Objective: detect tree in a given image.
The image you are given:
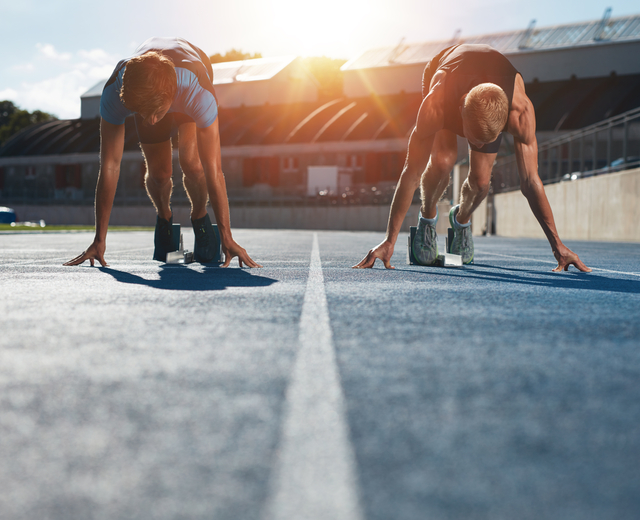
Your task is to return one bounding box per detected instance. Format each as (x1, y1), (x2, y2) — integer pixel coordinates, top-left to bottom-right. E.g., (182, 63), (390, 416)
(0, 101), (57, 147)
(301, 56), (347, 100)
(0, 100), (18, 128)
(209, 49), (263, 64)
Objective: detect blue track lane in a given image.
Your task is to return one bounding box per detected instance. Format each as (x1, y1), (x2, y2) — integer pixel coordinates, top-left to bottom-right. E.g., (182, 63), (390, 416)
(1, 230), (639, 520)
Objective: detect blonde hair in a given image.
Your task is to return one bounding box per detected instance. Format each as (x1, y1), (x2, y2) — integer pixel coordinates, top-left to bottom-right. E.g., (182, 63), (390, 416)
(463, 83), (509, 143)
(120, 51), (177, 116)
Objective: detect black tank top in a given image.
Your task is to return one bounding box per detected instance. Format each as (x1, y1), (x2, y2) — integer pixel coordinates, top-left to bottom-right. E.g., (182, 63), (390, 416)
(433, 44), (519, 137)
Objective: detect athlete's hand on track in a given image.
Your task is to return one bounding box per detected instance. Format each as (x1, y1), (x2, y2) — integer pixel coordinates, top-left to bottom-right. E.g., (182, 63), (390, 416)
(63, 240), (108, 267)
(353, 240), (395, 269)
(222, 240), (262, 268)
(552, 245), (591, 272)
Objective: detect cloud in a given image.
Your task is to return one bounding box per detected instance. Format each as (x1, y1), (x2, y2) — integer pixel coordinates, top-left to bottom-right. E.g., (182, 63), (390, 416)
(13, 71), (87, 118)
(5, 47), (119, 118)
(0, 88), (19, 101)
(78, 48), (116, 64)
(11, 63), (35, 73)
(36, 43), (72, 61)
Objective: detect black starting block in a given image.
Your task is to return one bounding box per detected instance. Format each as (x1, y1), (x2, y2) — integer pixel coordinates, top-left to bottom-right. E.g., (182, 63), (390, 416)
(166, 222), (222, 264)
(171, 223), (181, 251)
(211, 224), (222, 263)
(407, 226), (463, 267)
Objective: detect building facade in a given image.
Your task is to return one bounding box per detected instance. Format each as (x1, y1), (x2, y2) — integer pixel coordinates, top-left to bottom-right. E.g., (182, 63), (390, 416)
(2, 12), (640, 209)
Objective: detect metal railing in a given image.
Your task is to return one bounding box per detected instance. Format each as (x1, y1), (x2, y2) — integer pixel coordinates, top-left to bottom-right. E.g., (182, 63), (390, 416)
(0, 183), (408, 208)
(492, 106), (640, 193)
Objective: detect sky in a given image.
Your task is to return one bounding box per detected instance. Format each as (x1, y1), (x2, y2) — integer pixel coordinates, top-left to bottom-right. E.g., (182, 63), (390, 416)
(1, 0), (639, 119)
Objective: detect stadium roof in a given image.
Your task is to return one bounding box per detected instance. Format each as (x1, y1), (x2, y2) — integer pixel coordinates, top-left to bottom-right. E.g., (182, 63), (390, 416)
(210, 55), (298, 84)
(342, 13), (640, 71)
(0, 95), (419, 158)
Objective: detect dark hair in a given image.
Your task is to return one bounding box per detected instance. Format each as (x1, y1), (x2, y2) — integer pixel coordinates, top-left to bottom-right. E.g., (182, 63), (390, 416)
(120, 51), (177, 116)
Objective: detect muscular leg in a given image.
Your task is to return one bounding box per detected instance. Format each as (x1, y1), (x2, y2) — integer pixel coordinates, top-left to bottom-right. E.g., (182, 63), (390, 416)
(141, 140), (173, 221)
(178, 123), (208, 220)
(420, 129), (458, 219)
(456, 149), (496, 224)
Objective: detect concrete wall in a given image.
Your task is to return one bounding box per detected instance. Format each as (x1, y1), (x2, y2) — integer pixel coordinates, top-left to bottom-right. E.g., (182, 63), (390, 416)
(492, 168), (640, 242)
(11, 202), (453, 234)
(343, 63), (425, 98)
(80, 97), (101, 120)
(214, 61), (318, 108)
(506, 40), (640, 83)
(214, 77), (318, 108)
(343, 40), (640, 98)
(16, 168), (639, 242)
(472, 197), (488, 236)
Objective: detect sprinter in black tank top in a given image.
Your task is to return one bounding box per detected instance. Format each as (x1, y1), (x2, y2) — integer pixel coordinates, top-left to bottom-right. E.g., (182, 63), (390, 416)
(355, 44), (590, 273)
(423, 44), (518, 150)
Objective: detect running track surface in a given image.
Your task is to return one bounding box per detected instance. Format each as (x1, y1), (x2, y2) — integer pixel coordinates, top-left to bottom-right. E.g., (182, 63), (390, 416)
(1, 229), (639, 520)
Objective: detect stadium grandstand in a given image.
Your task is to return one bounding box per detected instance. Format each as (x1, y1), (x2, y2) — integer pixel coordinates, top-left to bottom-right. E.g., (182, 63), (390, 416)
(1, 11), (640, 212)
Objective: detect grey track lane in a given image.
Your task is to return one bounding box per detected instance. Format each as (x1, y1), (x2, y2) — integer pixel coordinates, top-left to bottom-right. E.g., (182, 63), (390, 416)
(1, 229), (639, 520)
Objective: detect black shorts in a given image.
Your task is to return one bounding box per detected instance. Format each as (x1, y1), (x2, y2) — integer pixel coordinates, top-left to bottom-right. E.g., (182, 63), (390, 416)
(134, 112), (194, 145)
(422, 52), (503, 155)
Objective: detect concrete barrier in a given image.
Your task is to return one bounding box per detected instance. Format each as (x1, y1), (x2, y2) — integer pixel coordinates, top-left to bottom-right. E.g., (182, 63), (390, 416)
(9, 202), (453, 234)
(493, 168), (640, 242)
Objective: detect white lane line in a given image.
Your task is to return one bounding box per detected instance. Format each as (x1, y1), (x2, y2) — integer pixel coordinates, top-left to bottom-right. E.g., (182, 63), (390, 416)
(480, 251), (640, 277)
(264, 232), (363, 520)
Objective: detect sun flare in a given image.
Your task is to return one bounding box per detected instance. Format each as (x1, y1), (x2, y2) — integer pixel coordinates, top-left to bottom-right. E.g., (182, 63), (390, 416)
(268, 0), (371, 56)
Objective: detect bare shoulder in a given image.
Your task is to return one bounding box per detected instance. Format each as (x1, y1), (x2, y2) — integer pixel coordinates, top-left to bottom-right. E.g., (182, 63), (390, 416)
(415, 70), (446, 138)
(507, 74), (536, 144)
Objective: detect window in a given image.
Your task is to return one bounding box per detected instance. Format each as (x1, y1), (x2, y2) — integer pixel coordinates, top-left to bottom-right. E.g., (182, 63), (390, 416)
(282, 157), (299, 172)
(364, 152), (402, 184)
(243, 157), (280, 187)
(55, 164), (82, 189)
(349, 155), (363, 169)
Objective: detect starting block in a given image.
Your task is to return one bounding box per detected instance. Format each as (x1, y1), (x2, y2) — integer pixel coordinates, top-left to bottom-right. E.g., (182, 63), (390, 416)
(407, 226), (463, 267)
(166, 228), (194, 264)
(211, 224), (222, 263)
(165, 222), (222, 264)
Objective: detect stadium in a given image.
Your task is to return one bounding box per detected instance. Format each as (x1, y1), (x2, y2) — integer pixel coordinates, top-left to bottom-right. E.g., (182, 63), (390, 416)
(1, 12), (639, 238)
(2, 7), (640, 520)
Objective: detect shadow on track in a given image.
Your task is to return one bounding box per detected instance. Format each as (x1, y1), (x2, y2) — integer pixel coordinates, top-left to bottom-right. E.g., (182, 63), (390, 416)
(396, 264), (640, 295)
(99, 265), (277, 291)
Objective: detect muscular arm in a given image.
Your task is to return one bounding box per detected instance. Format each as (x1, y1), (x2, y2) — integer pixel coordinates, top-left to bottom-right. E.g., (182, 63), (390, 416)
(64, 119), (124, 266)
(196, 120), (231, 243)
(196, 119), (261, 267)
(95, 120), (125, 242)
(353, 76), (444, 268)
(384, 127), (435, 245)
(510, 97), (560, 248)
(509, 75), (590, 272)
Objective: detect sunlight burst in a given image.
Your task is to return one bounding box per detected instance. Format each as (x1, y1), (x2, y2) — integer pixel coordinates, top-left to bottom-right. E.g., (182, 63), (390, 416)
(269, 0), (370, 56)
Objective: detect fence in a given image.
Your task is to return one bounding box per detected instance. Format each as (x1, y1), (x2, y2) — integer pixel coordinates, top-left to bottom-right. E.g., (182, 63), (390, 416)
(0, 161), (411, 208)
(492, 106), (640, 193)
(0, 183), (411, 208)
